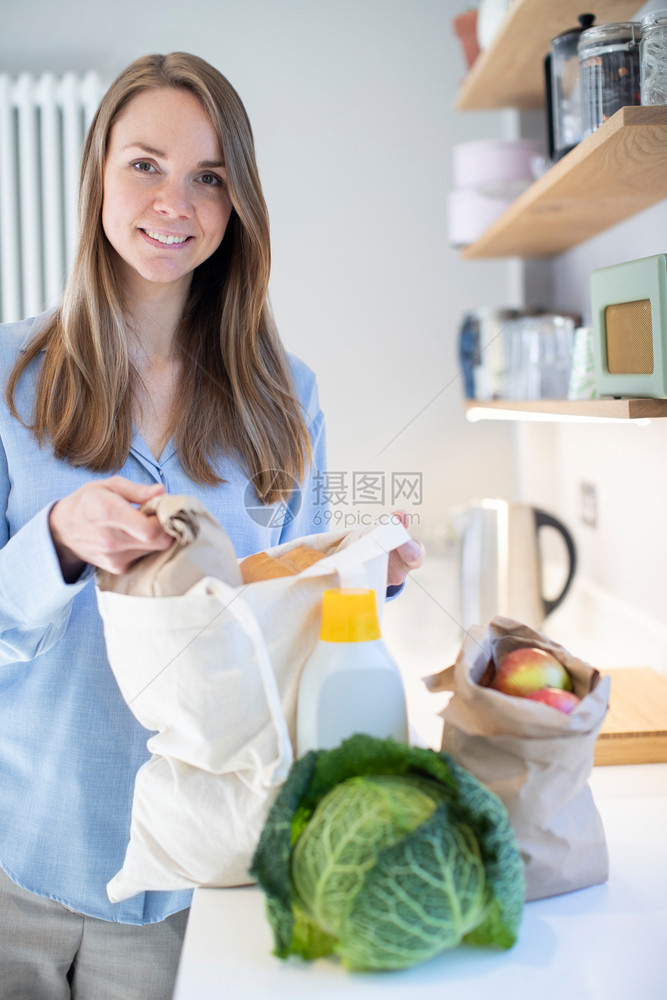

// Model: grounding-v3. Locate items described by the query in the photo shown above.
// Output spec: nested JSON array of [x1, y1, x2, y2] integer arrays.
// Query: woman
[[0, 53, 423, 998]]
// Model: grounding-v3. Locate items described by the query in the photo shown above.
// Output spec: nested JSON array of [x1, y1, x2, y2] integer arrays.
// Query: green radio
[[591, 253, 667, 398]]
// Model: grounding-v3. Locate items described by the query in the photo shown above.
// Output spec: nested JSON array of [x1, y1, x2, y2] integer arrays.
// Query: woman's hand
[[49, 477, 173, 582], [387, 510, 425, 588]]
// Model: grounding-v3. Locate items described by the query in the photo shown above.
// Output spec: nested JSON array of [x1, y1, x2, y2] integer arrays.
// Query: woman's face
[[102, 86, 233, 299]]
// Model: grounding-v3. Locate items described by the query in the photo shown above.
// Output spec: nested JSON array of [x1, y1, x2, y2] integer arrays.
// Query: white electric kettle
[[452, 499, 577, 631]]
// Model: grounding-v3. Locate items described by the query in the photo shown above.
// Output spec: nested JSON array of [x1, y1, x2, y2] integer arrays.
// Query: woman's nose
[[153, 176, 192, 217]]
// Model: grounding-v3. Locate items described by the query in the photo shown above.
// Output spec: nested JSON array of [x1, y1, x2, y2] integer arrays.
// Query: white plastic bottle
[[296, 588, 408, 755]]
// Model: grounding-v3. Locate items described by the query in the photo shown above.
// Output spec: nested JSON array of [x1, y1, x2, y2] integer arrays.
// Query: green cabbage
[[250, 735, 524, 971]]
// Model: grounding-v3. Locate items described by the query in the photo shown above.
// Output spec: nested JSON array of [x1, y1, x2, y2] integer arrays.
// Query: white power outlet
[[580, 482, 598, 528]]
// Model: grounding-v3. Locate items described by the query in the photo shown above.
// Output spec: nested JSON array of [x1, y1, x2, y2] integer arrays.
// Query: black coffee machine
[[544, 13, 596, 161]]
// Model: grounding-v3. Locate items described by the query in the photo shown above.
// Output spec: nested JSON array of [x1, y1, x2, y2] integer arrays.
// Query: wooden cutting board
[[594, 668, 667, 766]]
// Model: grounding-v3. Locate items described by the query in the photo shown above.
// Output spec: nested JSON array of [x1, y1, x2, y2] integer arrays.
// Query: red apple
[[492, 646, 573, 698], [525, 687, 580, 713]]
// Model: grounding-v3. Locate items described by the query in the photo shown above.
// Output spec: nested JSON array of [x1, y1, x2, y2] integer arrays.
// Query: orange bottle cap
[[318, 588, 381, 642]]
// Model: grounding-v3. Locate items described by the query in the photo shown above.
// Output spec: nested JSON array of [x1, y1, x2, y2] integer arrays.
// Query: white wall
[[516, 0, 667, 629], [2, 0, 521, 541], [516, 202, 667, 627]]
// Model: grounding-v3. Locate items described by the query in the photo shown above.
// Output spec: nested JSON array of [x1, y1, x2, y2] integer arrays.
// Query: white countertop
[[173, 764, 667, 1000]]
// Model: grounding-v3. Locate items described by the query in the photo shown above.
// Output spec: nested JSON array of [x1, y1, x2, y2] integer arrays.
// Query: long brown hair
[[6, 52, 311, 501]]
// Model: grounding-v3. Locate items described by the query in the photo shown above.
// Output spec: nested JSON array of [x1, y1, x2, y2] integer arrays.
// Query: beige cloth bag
[[425, 616, 610, 901], [96, 495, 411, 903]]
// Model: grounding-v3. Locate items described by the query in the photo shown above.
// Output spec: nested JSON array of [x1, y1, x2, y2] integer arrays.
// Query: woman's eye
[[199, 173, 221, 187], [132, 160, 156, 173]]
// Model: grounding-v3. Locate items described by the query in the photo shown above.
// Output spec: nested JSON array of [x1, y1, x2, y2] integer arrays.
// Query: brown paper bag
[[424, 616, 610, 901], [96, 494, 243, 596]]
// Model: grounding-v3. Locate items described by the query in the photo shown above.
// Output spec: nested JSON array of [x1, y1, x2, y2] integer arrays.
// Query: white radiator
[[0, 71, 105, 324]]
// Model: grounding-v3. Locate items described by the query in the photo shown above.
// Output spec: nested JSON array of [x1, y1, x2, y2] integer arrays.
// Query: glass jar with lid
[[640, 9, 667, 105], [578, 22, 641, 138]]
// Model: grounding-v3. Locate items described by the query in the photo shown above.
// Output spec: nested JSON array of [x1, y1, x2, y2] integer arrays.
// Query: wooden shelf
[[465, 397, 667, 422], [456, 0, 643, 111], [460, 106, 667, 259]]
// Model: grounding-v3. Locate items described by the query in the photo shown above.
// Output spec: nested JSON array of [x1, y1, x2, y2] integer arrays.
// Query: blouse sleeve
[[278, 372, 328, 544], [0, 438, 92, 665]]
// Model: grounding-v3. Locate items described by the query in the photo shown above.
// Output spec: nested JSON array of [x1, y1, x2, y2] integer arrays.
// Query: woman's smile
[[140, 228, 193, 247]]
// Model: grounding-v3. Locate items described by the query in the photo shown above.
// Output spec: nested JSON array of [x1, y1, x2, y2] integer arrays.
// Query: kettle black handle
[[533, 508, 577, 616]]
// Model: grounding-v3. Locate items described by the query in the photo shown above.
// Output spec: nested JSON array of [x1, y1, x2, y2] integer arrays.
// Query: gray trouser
[[0, 867, 189, 1000]]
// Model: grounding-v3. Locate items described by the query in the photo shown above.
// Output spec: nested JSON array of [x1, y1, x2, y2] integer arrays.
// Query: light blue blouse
[[0, 312, 327, 924]]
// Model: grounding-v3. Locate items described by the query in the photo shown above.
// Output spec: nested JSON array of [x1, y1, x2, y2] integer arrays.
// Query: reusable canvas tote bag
[[96, 495, 411, 903], [425, 616, 610, 901]]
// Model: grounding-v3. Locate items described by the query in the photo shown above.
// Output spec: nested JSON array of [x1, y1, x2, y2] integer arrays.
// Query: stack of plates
[[447, 138, 543, 247]]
